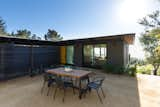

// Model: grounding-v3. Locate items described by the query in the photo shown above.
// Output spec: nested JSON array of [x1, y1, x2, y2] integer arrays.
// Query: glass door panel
[[94, 44, 107, 66], [66, 45, 74, 64], [83, 45, 94, 66], [83, 44, 107, 67]]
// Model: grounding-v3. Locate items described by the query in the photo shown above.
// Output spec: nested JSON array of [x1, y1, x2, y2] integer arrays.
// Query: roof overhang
[[57, 33, 135, 45], [123, 34, 135, 44], [0, 33, 135, 46]]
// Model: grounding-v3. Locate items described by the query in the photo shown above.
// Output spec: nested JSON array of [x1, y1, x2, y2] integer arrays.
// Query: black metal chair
[[53, 76, 75, 102], [41, 73, 56, 95], [86, 75, 106, 103]]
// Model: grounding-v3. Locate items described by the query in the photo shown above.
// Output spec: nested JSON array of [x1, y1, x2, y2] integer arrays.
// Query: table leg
[[78, 78, 82, 99], [87, 76, 91, 92]]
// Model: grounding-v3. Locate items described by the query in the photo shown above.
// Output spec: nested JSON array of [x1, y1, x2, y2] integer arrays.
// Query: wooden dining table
[[46, 67, 92, 99]]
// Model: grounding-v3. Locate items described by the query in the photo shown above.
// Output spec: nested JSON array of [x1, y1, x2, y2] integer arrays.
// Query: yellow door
[[60, 46, 66, 64]]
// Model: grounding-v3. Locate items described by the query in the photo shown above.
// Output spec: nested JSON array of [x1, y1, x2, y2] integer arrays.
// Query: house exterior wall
[[0, 34, 134, 80], [0, 43, 60, 80], [107, 40, 124, 66], [106, 40, 130, 67], [74, 43, 83, 66], [0, 44, 5, 80], [72, 38, 128, 67]]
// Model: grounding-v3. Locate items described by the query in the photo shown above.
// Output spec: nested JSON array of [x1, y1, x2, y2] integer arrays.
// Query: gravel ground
[[0, 73, 160, 107]]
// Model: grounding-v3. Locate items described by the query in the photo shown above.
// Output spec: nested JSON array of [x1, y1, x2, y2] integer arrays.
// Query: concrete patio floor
[[0, 73, 160, 107]]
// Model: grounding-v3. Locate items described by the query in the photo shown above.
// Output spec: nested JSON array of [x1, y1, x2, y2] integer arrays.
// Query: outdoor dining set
[[41, 66, 106, 103]]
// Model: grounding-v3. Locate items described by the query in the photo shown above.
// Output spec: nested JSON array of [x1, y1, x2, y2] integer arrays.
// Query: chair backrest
[[43, 73, 57, 81], [55, 76, 64, 86], [93, 75, 105, 86], [43, 73, 50, 81]]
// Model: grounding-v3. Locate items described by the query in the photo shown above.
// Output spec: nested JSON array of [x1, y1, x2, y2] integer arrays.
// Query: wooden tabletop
[[46, 67, 91, 79]]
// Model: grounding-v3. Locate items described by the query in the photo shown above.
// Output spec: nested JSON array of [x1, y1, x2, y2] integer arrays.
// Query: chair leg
[[51, 85, 55, 95], [101, 87, 106, 98], [83, 88, 87, 98], [41, 81, 46, 94], [53, 86, 58, 100], [96, 89, 103, 103], [62, 88, 66, 102], [87, 77, 91, 93], [72, 85, 75, 94], [47, 86, 51, 96]]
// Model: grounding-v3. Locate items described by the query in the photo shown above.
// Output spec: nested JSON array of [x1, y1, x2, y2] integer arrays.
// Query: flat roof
[[58, 33, 135, 45], [0, 33, 135, 45]]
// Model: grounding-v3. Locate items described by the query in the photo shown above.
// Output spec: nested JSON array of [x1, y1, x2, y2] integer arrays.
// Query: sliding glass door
[[83, 44, 107, 67]]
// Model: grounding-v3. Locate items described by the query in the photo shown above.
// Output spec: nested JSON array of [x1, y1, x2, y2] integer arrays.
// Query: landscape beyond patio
[[0, 72, 160, 107]]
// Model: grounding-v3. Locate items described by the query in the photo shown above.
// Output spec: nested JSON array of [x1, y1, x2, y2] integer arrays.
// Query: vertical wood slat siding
[[0, 44, 60, 80], [74, 44, 83, 66], [0, 44, 5, 80]]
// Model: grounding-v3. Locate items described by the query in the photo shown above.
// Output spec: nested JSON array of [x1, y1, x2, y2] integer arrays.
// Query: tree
[[139, 10, 160, 75], [130, 57, 146, 65], [31, 34, 41, 40], [13, 29, 31, 39], [44, 29, 63, 41], [0, 17, 7, 35], [139, 10, 160, 30]]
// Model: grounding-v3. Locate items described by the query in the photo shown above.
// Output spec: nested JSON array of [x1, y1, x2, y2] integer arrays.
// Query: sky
[[0, 0, 160, 59]]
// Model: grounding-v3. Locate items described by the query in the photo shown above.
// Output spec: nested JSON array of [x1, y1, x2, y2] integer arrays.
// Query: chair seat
[[87, 82, 100, 89], [48, 78, 56, 87]]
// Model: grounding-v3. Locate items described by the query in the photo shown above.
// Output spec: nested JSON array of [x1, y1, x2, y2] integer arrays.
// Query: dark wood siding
[[0, 43, 60, 80], [107, 40, 124, 66], [74, 43, 83, 66]]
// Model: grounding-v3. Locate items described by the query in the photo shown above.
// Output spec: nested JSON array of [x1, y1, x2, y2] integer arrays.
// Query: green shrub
[[102, 63, 115, 73], [113, 66, 125, 74], [102, 63, 125, 75], [125, 65, 137, 76], [136, 65, 152, 75], [102, 63, 136, 76]]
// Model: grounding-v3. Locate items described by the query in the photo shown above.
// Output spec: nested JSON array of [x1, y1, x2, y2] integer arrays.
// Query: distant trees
[[130, 57, 146, 66], [0, 17, 7, 35], [11, 29, 31, 39], [10, 28, 63, 41], [44, 29, 63, 41], [139, 10, 160, 75], [0, 16, 63, 41], [10, 29, 42, 40], [31, 34, 41, 40]]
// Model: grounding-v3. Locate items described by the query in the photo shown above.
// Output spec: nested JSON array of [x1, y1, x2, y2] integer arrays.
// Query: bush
[[102, 63, 115, 73], [113, 66, 125, 74], [136, 65, 152, 75], [125, 65, 137, 76], [102, 63, 136, 76], [102, 63, 125, 75]]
